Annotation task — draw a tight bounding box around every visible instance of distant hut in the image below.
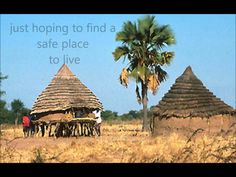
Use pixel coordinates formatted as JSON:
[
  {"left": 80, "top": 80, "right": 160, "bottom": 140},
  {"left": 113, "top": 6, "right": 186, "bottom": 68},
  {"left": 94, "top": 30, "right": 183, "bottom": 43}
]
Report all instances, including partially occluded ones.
[
  {"left": 152, "top": 66, "right": 236, "bottom": 136},
  {"left": 31, "top": 64, "right": 103, "bottom": 122}
]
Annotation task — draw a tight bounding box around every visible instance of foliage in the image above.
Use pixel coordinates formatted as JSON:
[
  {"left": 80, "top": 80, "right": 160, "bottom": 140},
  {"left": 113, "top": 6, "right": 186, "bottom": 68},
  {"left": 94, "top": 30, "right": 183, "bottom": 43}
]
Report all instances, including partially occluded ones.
[
  {"left": 0, "top": 72, "right": 8, "bottom": 97},
  {"left": 0, "top": 73, "right": 11, "bottom": 124},
  {"left": 0, "top": 100, "right": 9, "bottom": 124},
  {"left": 0, "top": 99, "right": 30, "bottom": 124},
  {"left": 11, "top": 99, "right": 24, "bottom": 114},
  {"left": 119, "top": 68, "right": 129, "bottom": 87},
  {"left": 10, "top": 99, "right": 30, "bottom": 125},
  {"left": 113, "top": 15, "right": 176, "bottom": 97},
  {"left": 31, "top": 148, "right": 45, "bottom": 163},
  {"left": 101, "top": 110, "right": 118, "bottom": 121},
  {"left": 113, "top": 15, "right": 176, "bottom": 130},
  {"left": 0, "top": 73, "right": 31, "bottom": 124},
  {"left": 102, "top": 109, "right": 153, "bottom": 121}
]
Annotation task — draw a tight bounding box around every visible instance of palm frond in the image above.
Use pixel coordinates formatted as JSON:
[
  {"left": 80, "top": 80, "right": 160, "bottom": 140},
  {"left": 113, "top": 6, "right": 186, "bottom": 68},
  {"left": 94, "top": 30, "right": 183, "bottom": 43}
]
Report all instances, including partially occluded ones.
[
  {"left": 155, "top": 66, "right": 168, "bottom": 83},
  {"left": 147, "top": 74, "right": 159, "bottom": 95},
  {"left": 160, "top": 51, "right": 175, "bottom": 65},
  {"left": 136, "top": 85, "right": 142, "bottom": 104},
  {"left": 128, "top": 64, "right": 148, "bottom": 83},
  {"left": 119, "top": 68, "right": 129, "bottom": 87},
  {"left": 138, "top": 15, "right": 155, "bottom": 36},
  {"left": 0, "top": 73, "right": 8, "bottom": 81},
  {"left": 113, "top": 46, "right": 130, "bottom": 61},
  {"left": 151, "top": 25, "right": 176, "bottom": 49},
  {"left": 116, "top": 21, "right": 137, "bottom": 43}
]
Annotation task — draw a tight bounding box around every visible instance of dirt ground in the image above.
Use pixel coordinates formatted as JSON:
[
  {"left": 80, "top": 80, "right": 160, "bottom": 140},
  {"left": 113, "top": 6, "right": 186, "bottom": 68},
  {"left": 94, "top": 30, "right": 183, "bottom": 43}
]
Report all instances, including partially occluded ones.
[{"left": 1, "top": 120, "right": 236, "bottom": 163}]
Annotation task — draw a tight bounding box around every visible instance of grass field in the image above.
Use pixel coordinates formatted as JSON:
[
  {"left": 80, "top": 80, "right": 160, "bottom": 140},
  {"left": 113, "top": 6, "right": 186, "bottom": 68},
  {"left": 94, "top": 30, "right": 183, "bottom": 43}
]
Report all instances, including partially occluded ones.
[{"left": 0, "top": 120, "right": 235, "bottom": 163}]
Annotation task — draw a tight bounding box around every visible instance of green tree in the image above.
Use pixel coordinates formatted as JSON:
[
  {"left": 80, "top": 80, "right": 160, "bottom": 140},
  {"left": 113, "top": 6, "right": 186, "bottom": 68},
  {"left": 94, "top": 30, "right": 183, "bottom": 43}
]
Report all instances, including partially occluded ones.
[
  {"left": 128, "top": 110, "right": 141, "bottom": 119},
  {"left": 0, "top": 72, "right": 8, "bottom": 97},
  {"left": 0, "top": 100, "right": 9, "bottom": 124},
  {"left": 113, "top": 15, "right": 176, "bottom": 131},
  {"left": 101, "top": 110, "right": 118, "bottom": 120},
  {"left": 11, "top": 99, "right": 25, "bottom": 125},
  {"left": 0, "top": 73, "right": 9, "bottom": 124}
]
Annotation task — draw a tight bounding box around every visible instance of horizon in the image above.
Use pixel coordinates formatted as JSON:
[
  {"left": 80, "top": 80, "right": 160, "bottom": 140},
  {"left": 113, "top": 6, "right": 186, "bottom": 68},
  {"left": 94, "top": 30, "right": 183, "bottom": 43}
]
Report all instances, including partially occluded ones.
[{"left": 1, "top": 14, "right": 235, "bottom": 114}]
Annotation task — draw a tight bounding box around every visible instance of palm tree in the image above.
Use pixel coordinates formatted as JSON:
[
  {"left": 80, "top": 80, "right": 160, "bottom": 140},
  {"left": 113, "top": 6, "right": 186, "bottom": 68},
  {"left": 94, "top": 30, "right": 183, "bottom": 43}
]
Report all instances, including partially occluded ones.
[{"left": 113, "top": 15, "right": 176, "bottom": 131}]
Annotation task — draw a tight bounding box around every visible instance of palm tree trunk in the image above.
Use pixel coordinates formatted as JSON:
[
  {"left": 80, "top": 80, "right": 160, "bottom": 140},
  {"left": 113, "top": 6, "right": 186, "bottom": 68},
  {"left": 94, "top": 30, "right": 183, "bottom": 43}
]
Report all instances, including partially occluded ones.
[{"left": 141, "top": 82, "right": 150, "bottom": 131}]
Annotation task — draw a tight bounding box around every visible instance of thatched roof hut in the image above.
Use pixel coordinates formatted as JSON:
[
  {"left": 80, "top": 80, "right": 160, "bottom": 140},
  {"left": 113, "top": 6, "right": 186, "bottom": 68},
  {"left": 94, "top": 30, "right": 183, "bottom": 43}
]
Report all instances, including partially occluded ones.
[
  {"left": 31, "top": 64, "right": 103, "bottom": 121},
  {"left": 152, "top": 66, "right": 236, "bottom": 136}
]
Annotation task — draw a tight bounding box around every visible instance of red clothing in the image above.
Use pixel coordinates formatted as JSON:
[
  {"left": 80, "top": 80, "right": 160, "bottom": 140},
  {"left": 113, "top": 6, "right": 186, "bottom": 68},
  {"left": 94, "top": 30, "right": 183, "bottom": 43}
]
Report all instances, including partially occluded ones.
[{"left": 22, "top": 116, "right": 30, "bottom": 127}]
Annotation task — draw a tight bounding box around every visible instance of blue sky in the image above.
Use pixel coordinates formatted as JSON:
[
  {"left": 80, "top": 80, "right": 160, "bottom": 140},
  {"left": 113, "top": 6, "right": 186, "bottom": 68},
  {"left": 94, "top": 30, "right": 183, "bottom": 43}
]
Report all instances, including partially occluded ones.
[{"left": 1, "top": 14, "right": 235, "bottom": 114}]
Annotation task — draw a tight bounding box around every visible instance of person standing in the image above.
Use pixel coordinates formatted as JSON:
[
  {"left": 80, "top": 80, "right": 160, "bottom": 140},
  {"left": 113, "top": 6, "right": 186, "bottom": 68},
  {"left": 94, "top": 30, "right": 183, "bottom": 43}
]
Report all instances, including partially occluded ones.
[
  {"left": 22, "top": 115, "right": 30, "bottom": 137},
  {"left": 93, "top": 109, "right": 102, "bottom": 136}
]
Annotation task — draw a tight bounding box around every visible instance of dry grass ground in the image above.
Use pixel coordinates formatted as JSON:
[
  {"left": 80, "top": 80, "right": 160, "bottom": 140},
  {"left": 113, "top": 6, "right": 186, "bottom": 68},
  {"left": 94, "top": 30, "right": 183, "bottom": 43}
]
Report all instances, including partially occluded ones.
[{"left": 0, "top": 120, "right": 235, "bottom": 163}]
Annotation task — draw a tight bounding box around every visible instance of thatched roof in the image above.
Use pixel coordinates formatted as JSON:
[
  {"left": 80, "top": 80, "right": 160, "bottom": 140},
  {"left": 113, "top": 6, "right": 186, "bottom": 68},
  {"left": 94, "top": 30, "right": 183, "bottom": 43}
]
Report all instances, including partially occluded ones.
[
  {"left": 153, "top": 66, "right": 235, "bottom": 118},
  {"left": 31, "top": 64, "right": 103, "bottom": 114}
]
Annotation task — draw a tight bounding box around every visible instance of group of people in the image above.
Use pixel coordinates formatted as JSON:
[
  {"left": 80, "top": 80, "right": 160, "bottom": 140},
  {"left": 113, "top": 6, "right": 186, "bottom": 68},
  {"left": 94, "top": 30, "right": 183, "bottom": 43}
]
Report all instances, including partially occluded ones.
[
  {"left": 74, "top": 108, "right": 102, "bottom": 136},
  {"left": 21, "top": 108, "right": 102, "bottom": 137}
]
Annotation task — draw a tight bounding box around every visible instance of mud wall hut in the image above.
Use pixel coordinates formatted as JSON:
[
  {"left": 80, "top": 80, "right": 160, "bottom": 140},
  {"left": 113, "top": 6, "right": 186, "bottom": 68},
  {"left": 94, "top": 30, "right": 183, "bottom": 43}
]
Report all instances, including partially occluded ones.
[
  {"left": 31, "top": 64, "right": 103, "bottom": 122},
  {"left": 152, "top": 66, "right": 236, "bottom": 136}
]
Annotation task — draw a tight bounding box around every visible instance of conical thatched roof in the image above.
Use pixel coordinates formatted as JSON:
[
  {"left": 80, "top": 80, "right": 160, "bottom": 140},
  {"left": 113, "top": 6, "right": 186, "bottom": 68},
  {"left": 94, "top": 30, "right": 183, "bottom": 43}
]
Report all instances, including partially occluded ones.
[
  {"left": 153, "top": 66, "right": 235, "bottom": 118},
  {"left": 31, "top": 64, "right": 103, "bottom": 114}
]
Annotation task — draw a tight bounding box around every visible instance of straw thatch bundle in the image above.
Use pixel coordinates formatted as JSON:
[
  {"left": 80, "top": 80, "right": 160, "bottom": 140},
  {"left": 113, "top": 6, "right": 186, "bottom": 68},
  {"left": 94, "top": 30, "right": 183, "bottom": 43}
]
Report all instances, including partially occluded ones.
[
  {"left": 31, "top": 64, "right": 102, "bottom": 121},
  {"left": 152, "top": 66, "right": 236, "bottom": 135}
]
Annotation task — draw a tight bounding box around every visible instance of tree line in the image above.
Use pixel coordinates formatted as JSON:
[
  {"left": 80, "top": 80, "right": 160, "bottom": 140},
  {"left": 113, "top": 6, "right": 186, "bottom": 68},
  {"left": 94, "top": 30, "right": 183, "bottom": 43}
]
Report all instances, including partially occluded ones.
[{"left": 101, "top": 107, "right": 154, "bottom": 121}]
